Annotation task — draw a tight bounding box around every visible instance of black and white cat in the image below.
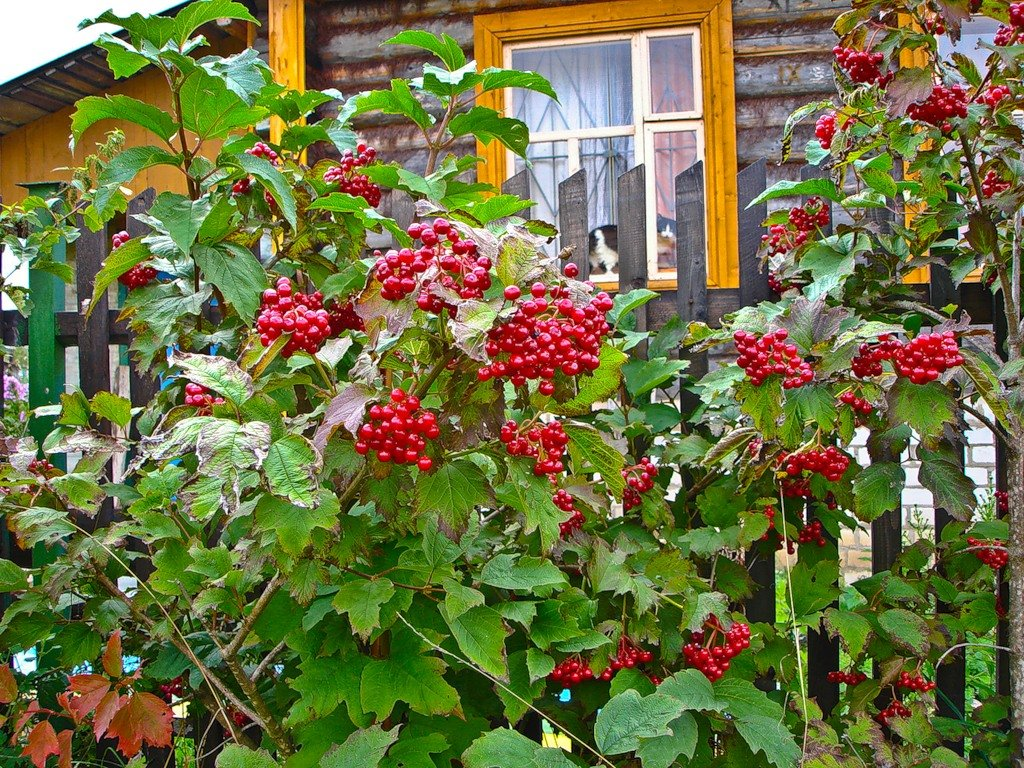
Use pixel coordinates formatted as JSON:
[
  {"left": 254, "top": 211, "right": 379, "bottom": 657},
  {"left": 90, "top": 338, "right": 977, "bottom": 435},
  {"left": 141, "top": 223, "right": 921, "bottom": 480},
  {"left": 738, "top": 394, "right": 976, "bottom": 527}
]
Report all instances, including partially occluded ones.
[{"left": 587, "top": 216, "right": 678, "bottom": 277}]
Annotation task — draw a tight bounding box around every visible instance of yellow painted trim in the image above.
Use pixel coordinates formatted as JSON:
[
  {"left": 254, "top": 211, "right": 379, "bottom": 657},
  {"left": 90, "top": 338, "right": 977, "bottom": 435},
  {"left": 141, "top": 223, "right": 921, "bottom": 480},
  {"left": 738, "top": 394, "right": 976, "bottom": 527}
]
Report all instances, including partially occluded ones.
[
  {"left": 899, "top": 17, "right": 932, "bottom": 284},
  {"left": 268, "top": 0, "right": 306, "bottom": 146},
  {"left": 474, "top": 0, "right": 741, "bottom": 289}
]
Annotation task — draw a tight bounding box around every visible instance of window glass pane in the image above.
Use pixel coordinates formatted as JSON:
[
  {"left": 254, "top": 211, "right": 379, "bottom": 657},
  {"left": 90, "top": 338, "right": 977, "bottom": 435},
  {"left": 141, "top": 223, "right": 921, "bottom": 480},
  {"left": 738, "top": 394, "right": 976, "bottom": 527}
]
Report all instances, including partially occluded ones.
[
  {"left": 580, "top": 137, "right": 635, "bottom": 277},
  {"left": 652, "top": 131, "right": 699, "bottom": 272},
  {"left": 513, "top": 141, "right": 568, "bottom": 256},
  {"left": 511, "top": 41, "right": 633, "bottom": 132},
  {"left": 938, "top": 16, "right": 1001, "bottom": 70},
  {"left": 649, "top": 35, "right": 696, "bottom": 114}
]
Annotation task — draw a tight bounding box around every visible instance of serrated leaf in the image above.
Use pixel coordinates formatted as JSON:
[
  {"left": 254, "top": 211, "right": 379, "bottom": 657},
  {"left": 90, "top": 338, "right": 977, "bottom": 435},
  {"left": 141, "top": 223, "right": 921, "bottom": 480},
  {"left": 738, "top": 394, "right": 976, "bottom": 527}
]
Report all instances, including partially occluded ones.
[
  {"left": 254, "top": 491, "right": 339, "bottom": 556},
  {"left": 526, "top": 649, "right": 555, "bottom": 682},
  {"left": 595, "top": 690, "right": 685, "bottom": 755},
  {"left": 105, "top": 693, "right": 174, "bottom": 756},
  {"left": 348, "top": 81, "right": 434, "bottom": 132},
  {"left": 442, "top": 604, "right": 509, "bottom": 679},
  {"left": 70, "top": 95, "right": 177, "bottom": 151},
  {"left": 852, "top": 462, "right": 904, "bottom": 522},
  {"left": 360, "top": 628, "right": 461, "bottom": 719},
  {"left": 193, "top": 243, "right": 268, "bottom": 321},
  {"left": 749, "top": 177, "right": 842, "bottom": 206},
  {"left": 637, "top": 713, "right": 698, "bottom": 768},
  {"left": 877, "top": 608, "right": 929, "bottom": 655},
  {"left": 321, "top": 725, "right": 401, "bottom": 768},
  {"left": 230, "top": 151, "right": 297, "bottom": 228},
  {"left": 170, "top": 351, "right": 254, "bottom": 405},
  {"left": 313, "top": 383, "right": 376, "bottom": 448},
  {"left": 823, "top": 608, "right": 872, "bottom": 658},
  {"left": 448, "top": 107, "right": 530, "bottom": 158},
  {"left": 173, "top": 0, "right": 258, "bottom": 44},
  {"left": 494, "top": 463, "right": 563, "bottom": 552},
  {"left": 918, "top": 445, "right": 976, "bottom": 521},
  {"left": 0, "top": 560, "right": 27, "bottom": 592},
  {"left": 179, "top": 69, "right": 267, "bottom": 140},
  {"left": 887, "top": 378, "right": 954, "bottom": 439},
  {"left": 564, "top": 423, "right": 625, "bottom": 498},
  {"left": 333, "top": 579, "right": 396, "bottom": 640},
  {"left": 548, "top": 343, "right": 627, "bottom": 416},
  {"left": 215, "top": 745, "right": 281, "bottom": 768},
  {"left": 98, "top": 145, "right": 182, "bottom": 187},
  {"left": 414, "top": 460, "right": 492, "bottom": 538},
  {"left": 734, "top": 715, "right": 801, "bottom": 768},
  {"left": 264, "top": 435, "right": 321, "bottom": 507},
  {"left": 462, "top": 729, "right": 577, "bottom": 768},
  {"left": 89, "top": 391, "right": 132, "bottom": 428},
  {"left": 87, "top": 237, "right": 151, "bottom": 315},
  {"left": 479, "top": 554, "right": 567, "bottom": 591},
  {"left": 385, "top": 30, "right": 467, "bottom": 71},
  {"left": 622, "top": 358, "right": 690, "bottom": 397},
  {"left": 658, "top": 668, "right": 721, "bottom": 712}
]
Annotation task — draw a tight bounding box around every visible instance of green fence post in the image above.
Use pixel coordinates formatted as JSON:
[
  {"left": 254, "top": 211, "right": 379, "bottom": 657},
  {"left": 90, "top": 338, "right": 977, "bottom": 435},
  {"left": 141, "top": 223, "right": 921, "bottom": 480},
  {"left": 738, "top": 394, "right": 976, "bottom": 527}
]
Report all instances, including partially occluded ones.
[{"left": 20, "top": 182, "right": 68, "bottom": 567}]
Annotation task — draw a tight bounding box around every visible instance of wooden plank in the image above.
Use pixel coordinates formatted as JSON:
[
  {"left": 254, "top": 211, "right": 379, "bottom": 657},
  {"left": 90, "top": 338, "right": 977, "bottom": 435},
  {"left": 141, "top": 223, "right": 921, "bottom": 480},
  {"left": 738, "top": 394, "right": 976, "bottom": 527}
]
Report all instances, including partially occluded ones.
[
  {"left": 268, "top": 0, "right": 305, "bottom": 145},
  {"left": 616, "top": 165, "right": 648, "bottom": 344},
  {"left": 676, "top": 161, "right": 707, "bottom": 401},
  {"left": 501, "top": 168, "right": 532, "bottom": 206},
  {"left": 557, "top": 169, "right": 589, "bottom": 280},
  {"left": 737, "top": 159, "right": 769, "bottom": 307}
]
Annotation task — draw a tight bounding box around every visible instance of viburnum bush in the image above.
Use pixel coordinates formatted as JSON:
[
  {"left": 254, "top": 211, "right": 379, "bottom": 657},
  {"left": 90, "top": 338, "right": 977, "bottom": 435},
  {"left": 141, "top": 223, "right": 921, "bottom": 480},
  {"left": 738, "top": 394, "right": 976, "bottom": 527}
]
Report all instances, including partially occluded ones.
[{"left": 1, "top": 0, "right": 1022, "bottom": 767}]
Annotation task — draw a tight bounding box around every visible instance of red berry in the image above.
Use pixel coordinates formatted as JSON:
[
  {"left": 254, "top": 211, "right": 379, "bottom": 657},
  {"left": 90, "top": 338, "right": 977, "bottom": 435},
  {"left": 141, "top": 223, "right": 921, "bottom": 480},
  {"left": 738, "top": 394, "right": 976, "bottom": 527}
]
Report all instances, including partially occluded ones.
[
  {"left": 500, "top": 419, "right": 569, "bottom": 479},
  {"left": 183, "top": 381, "right": 225, "bottom": 415},
  {"left": 906, "top": 84, "right": 968, "bottom": 130},
  {"left": 833, "top": 46, "right": 892, "bottom": 87},
  {"left": 323, "top": 143, "right": 382, "bottom": 207},
  {"left": 623, "top": 456, "right": 658, "bottom": 511},
  {"left": 815, "top": 112, "right": 838, "bottom": 150},
  {"left": 255, "top": 277, "right": 335, "bottom": 358},
  {"left": 733, "top": 329, "right": 814, "bottom": 388}
]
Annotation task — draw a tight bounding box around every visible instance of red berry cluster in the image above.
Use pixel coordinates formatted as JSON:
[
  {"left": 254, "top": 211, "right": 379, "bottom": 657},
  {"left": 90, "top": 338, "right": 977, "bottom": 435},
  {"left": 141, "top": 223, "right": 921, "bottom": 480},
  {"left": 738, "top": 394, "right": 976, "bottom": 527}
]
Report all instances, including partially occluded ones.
[
  {"left": 1011, "top": 2, "right": 1024, "bottom": 28},
  {"left": 851, "top": 335, "right": 904, "bottom": 377},
  {"left": 798, "top": 519, "right": 827, "bottom": 547},
  {"left": 906, "top": 85, "right": 968, "bottom": 131},
  {"left": 355, "top": 388, "right": 439, "bottom": 471},
  {"left": 996, "top": 490, "right": 1009, "bottom": 513},
  {"left": 184, "top": 382, "right": 225, "bottom": 414},
  {"left": 876, "top": 700, "right": 911, "bottom": 726},
  {"left": 833, "top": 46, "right": 892, "bottom": 86},
  {"left": 499, "top": 419, "right": 569, "bottom": 477},
  {"left": 227, "top": 707, "right": 252, "bottom": 728},
  {"left": 815, "top": 112, "right": 837, "bottom": 150},
  {"left": 767, "top": 271, "right": 789, "bottom": 294},
  {"left": 112, "top": 230, "right": 158, "bottom": 290},
  {"left": 596, "top": 638, "right": 655, "bottom": 682},
  {"left": 548, "top": 657, "right": 593, "bottom": 688},
  {"left": 478, "top": 284, "right": 613, "bottom": 394},
  {"left": 256, "top": 277, "right": 334, "bottom": 358},
  {"left": 981, "top": 85, "right": 1011, "bottom": 109},
  {"left": 924, "top": 16, "right": 946, "bottom": 35},
  {"left": 827, "top": 670, "right": 867, "bottom": 685},
  {"left": 839, "top": 391, "right": 873, "bottom": 421},
  {"left": 982, "top": 170, "right": 1011, "bottom": 197},
  {"left": 232, "top": 142, "right": 280, "bottom": 196},
  {"left": 326, "top": 299, "right": 365, "bottom": 334},
  {"left": 27, "top": 459, "right": 54, "bottom": 475},
  {"left": 323, "top": 143, "right": 381, "bottom": 207},
  {"left": 232, "top": 177, "right": 252, "bottom": 195},
  {"left": 373, "top": 220, "right": 488, "bottom": 314},
  {"left": 761, "top": 198, "right": 831, "bottom": 257},
  {"left": 897, "top": 671, "right": 936, "bottom": 692},
  {"left": 683, "top": 618, "right": 751, "bottom": 682},
  {"left": 553, "top": 489, "right": 585, "bottom": 537},
  {"left": 967, "top": 537, "right": 1008, "bottom": 568},
  {"left": 158, "top": 676, "right": 185, "bottom": 702},
  {"left": 782, "top": 447, "right": 851, "bottom": 483},
  {"left": 894, "top": 332, "right": 963, "bottom": 384},
  {"left": 623, "top": 457, "right": 658, "bottom": 511},
  {"left": 759, "top": 505, "right": 782, "bottom": 545},
  {"left": 995, "top": 24, "right": 1020, "bottom": 46},
  {"left": 734, "top": 329, "right": 814, "bottom": 388}
]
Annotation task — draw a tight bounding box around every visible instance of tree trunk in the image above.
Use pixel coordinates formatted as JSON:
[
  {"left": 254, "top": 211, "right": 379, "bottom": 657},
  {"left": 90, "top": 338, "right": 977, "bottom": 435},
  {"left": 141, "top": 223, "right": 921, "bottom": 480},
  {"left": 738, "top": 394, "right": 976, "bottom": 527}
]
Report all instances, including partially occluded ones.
[{"left": 1007, "top": 444, "right": 1024, "bottom": 766}]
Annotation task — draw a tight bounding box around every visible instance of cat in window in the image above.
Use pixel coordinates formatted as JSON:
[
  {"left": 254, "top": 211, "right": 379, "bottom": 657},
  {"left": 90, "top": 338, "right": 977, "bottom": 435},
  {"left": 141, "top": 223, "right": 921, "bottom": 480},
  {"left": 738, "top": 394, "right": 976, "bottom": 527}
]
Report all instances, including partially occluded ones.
[{"left": 588, "top": 217, "right": 677, "bottom": 278}]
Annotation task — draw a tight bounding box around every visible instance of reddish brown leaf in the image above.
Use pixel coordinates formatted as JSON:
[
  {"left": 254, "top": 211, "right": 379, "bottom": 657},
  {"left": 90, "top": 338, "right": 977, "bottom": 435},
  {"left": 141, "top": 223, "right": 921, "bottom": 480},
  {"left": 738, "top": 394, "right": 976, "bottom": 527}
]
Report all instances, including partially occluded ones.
[
  {"left": 12, "top": 700, "right": 42, "bottom": 738},
  {"left": 0, "top": 664, "right": 17, "bottom": 704},
  {"left": 93, "top": 691, "right": 123, "bottom": 741},
  {"left": 56, "top": 729, "right": 73, "bottom": 768},
  {"left": 101, "top": 631, "right": 123, "bottom": 678},
  {"left": 66, "top": 674, "right": 112, "bottom": 723},
  {"left": 22, "top": 720, "right": 60, "bottom": 768},
  {"left": 106, "top": 692, "right": 173, "bottom": 756}
]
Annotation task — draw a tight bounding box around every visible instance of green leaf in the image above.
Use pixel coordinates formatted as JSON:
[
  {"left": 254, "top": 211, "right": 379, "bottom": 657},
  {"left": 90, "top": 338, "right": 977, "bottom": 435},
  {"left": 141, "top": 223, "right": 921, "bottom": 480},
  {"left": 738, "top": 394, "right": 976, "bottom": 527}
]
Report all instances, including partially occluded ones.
[
  {"left": 264, "top": 435, "right": 321, "bottom": 507},
  {"left": 88, "top": 392, "right": 132, "bottom": 428},
  {"left": 462, "top": 729, "right": 577, "bottom": 768},
  {"left": 852, "top": 463, "right": 904, "bottom": 522},
  {"left": 479, "top": 68, "right": 558, "bottom": 101},
  {"left": 564, "top": 423, "right": 625, "bottom": 498},
  {"left": 57, "top": 391, "right": 91, "bottom": 427},
  {"left": 173, "top": 0, "right": 258, "bottom": 44},
  {"left": 414, "top": 460, "right": 492, "bottom": 537},
  {"left": 448, "top": 107, "right": 531, "bottom": 158},
  {"left": 622, "top": 358, "right": 690, "bottom": 397},
  {"left": 494, "top": 463, "right": 563, "bottom": 551},
  {"left": 98, "top": 146, "right": 182, "bottom": 187},
  {"left": 548, "top": 343, "right": 628, "bottom": 416},
  {"left": 749, "top": 178, "right": 842, "bottom": 206},
  {"left": 179, "top": 69, "right": 267, "bottom": 140},
  {"left": 734, "top": 715, "right": 801, "bottom": 768},
  {"left": 595, "top": 690, "right": 685, "bottom": 755},
  {"left": 193, "top": 243, "right": 268, "bottom": 321},
  {"left": 918, "top": 444, "right": 977, "bottom": 522},
  {"left": 658, "top": 669, "right": 721, "bottom": 711},
  {"left": 526, "top": 648, "right": 555, "bottom": 682},
  {"left": 70, "top": 95, "right": 177, "bottom": 151},
  {"left": 360, "top": 628, "right": 461, "bottom": 719},
  {"left": 94, "top": 34, "right": 155, "bottom": 79},
  {"left": 170, "top": 351, "right": 254, "bottom": 405},
  {"left": 149, "top": 193, "right": 211, "bottom": 256},
  {"left": 480, "top": 554, "right": 567, "bottom": 591},
  {"left": 636, "top": 713, "right": 698, "bottom": 768},
  {"left": 385, "top": 31, "right": 467, "bottom": 71},
  {"left": 442, "top": 578, "right": 485, "bottom": 619},
  {"left": 288, "top": 655, "right": 350, "bottom": 723},
  {"left": 230, "top": 152, "right": 298, "bottom": 229},
  {"left": 0, "top": 560, "right": 28, "bottom": 592},
  {"left": 877, "top": 608, "right": 929, "bottom": 655},
  {"left": 320, "top": 725, "right": 401, "bottom": 768},
  {"left": 442, "top": 604, "right": 509, "bottom": 679},
  {"left": 333, "top": 579, "right": 397, "bottom": 640},
  {"left": 215, "top": 744, "right": 281, "bottom": 768},
  {"left": 198, "top": 48, "right": 273, "bottom": 105},
  {"left": 609, "top": 288, "right": 659, "bottom": 325},
  {"left": 88, "top": 237, "right": 151, "bottom": 315},
  {"left": 254, "top": 492, "right": 338, "bottom": 556},
  {"left": 888, "top": 378, "right": 954, "bottom": 439},
  {"left": 789, "top": 560, "right": 841, "bottom": 620},
  {"left": 824, "top": 608, "right": 872, "bottom": 658},
  {"left": 737, "top": 381, "right": 782, "bottom": 439},
  {"left": 349, "top": 81, "right": 434, "bottom": 132}
]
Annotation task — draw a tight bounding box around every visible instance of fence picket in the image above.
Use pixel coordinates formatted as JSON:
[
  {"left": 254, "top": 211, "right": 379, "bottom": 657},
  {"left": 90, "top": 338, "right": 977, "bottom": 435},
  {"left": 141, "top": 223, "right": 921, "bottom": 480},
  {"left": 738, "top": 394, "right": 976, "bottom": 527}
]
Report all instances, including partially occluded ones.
[
  {"left": 126, "top": 190, "right": 160, "bottom": 423},
  {"left": 616, "top": 165, "right": 648, "bottom": 346},
  {"left": 502, "top": 168, "right": 532, "bottom": 205},
  {"left": 737, "top": 159, "right": 769, "bottom": 308},
  {"left": 557, "top": 169, "right": 589, "bottom": 280},
  {"left": 675, "top": 161, "right": 707, "bottom": 419}
]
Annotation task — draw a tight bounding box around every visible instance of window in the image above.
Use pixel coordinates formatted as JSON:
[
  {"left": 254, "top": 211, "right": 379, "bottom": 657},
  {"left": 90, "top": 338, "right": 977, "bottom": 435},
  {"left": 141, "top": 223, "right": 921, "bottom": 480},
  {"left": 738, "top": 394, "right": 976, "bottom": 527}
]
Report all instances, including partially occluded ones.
[{"left": 475, "top": 0, "right": 739, "bottom": 289}]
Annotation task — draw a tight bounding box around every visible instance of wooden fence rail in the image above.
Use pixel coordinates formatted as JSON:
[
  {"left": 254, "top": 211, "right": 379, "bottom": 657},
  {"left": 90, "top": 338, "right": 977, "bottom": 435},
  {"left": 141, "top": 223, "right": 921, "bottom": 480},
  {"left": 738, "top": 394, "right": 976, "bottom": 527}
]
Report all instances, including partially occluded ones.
[{"left": 0, "top": 158, "right": 1008, "bottom": 763}]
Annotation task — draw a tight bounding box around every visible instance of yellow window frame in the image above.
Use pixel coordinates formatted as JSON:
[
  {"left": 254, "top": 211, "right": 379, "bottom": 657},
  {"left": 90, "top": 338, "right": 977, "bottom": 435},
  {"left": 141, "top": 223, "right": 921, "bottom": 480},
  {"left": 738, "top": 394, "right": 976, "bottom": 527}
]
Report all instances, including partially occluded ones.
[{"left": 474, "top": 0, "right": 740, "bottom": 289}]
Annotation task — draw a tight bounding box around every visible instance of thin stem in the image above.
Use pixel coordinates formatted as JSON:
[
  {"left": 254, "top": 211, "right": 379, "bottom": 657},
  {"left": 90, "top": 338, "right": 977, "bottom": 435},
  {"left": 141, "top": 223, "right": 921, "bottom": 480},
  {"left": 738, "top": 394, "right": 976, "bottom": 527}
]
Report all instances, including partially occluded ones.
[
  {"left": 223, "top": 573, "right": 283, "bottom": 658},
  {"left": 252, "top": 641, "right": 287, "bottom": 683},
  {"left": 777, "top": 481, "right": 810, "bottom": 765}
]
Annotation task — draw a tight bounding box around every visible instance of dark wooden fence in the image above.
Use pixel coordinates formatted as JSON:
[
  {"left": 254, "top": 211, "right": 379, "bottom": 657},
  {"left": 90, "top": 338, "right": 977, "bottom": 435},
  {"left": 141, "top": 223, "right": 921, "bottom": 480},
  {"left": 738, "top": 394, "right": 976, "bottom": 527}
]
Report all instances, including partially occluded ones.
[{"left": 0, "top": 160, "right": 1008, "bottom": 763}]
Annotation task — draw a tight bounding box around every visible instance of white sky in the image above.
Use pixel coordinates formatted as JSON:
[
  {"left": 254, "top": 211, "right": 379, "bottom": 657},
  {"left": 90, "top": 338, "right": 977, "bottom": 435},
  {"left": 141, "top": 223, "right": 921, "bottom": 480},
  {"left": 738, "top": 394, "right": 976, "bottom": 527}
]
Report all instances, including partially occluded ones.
[{"left": 0, "top": 0, "right": 181, "bottom": 85}]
